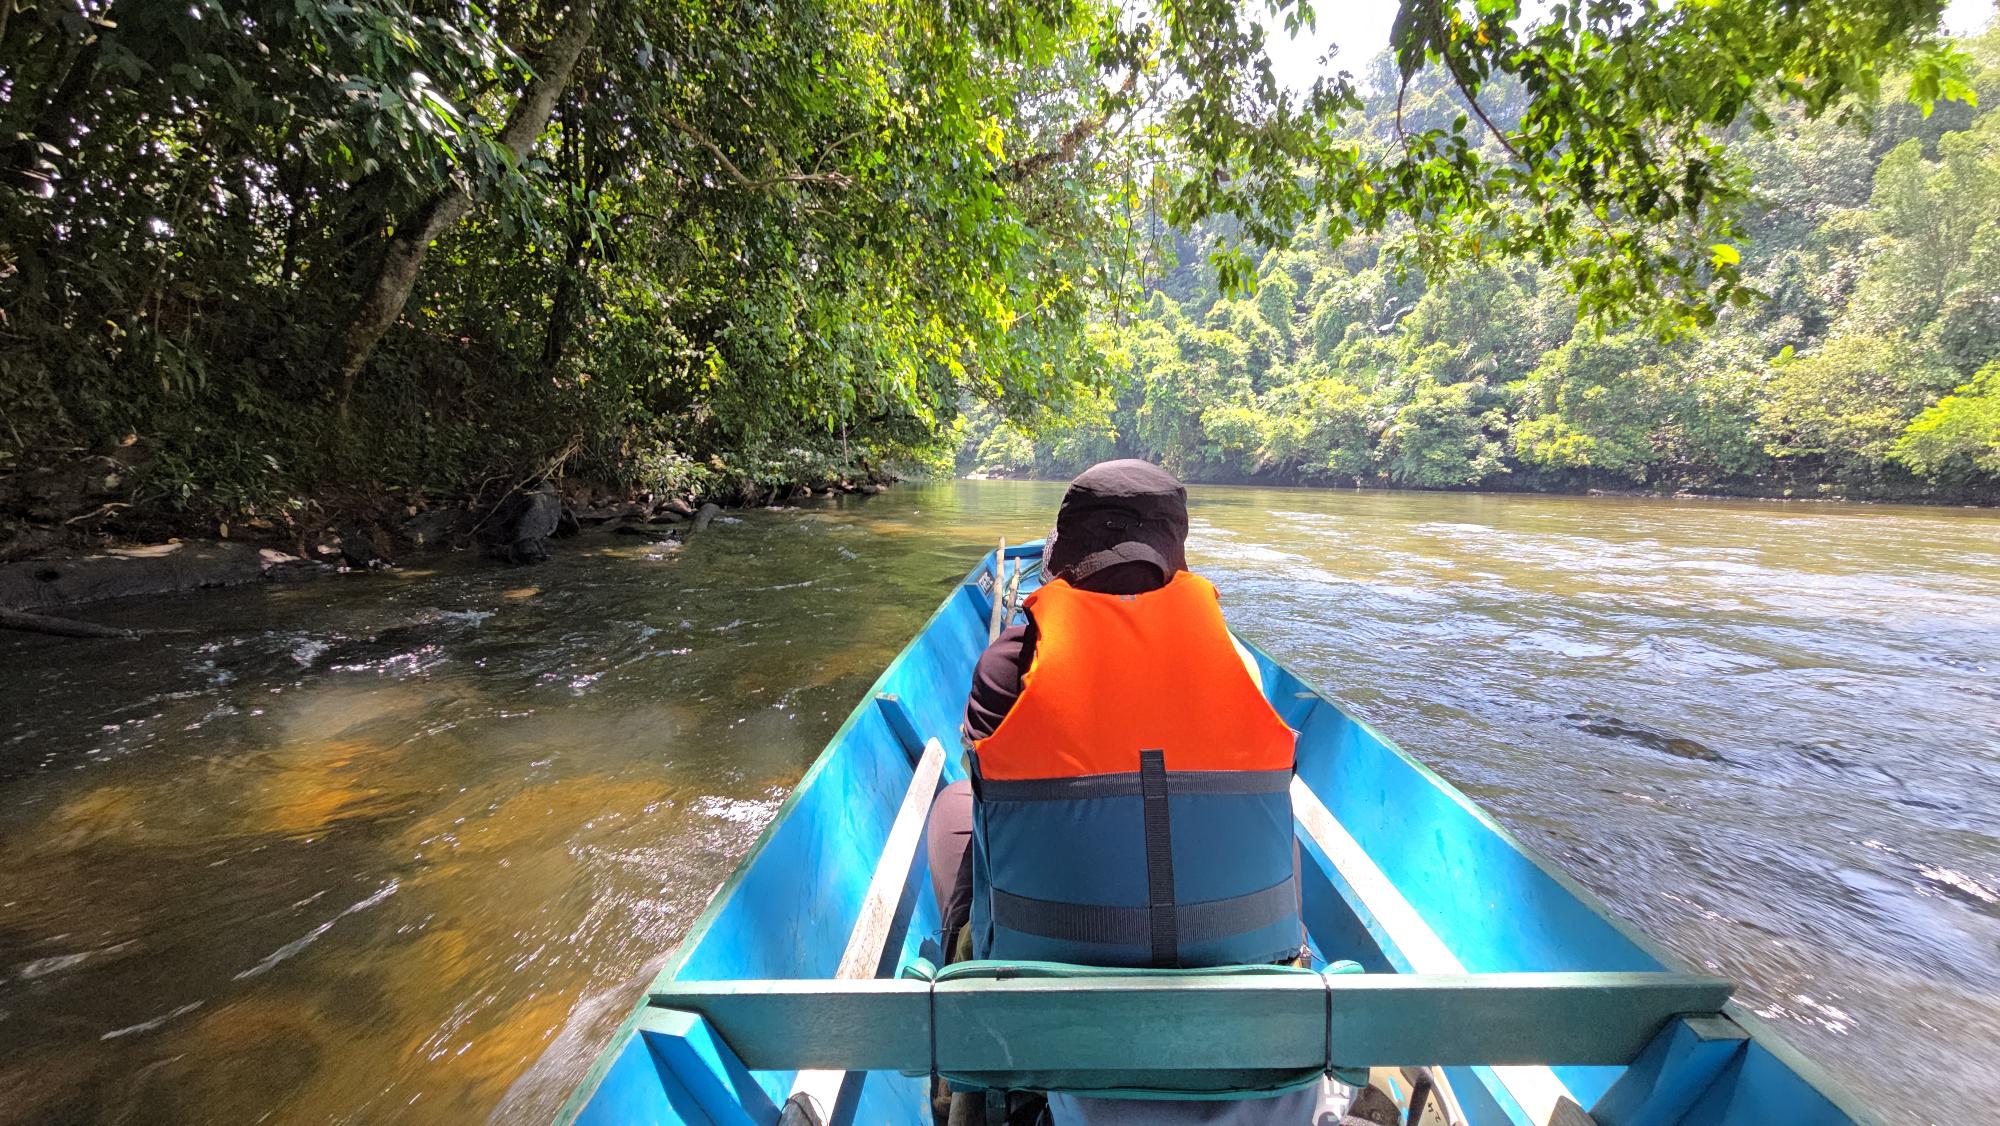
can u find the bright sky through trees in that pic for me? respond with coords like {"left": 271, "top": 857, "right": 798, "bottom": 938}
{"left": 1261, "top": 0, "right": 1998, "bottom": 92}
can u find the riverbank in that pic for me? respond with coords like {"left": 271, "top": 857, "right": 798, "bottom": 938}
{"left": 22, "top": 458, "right": 1981, "bottom": 619}
{"left": 0, "top": 465, "right": 895, "bottom": 614}
{"left": 2, "top": 421, "right": 907, "bottom": 552}
{"left": 965, "top": 466, "right": 2000, "bottom": 507}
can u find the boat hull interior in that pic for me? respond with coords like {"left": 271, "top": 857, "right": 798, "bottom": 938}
{"left": 559, "top": 543, "right": 1871, "bottom": 1126}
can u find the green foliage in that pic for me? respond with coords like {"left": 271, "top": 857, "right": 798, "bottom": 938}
{"left": 1, "top": 0, "right": 1990, "bottom": 527}
{"left": 0, "top": 0, "right": 1150, "bottom": 514}
{"left": 1254, "top": 271, "right": 1299, "bottom": 350}
{"left": 1379, "top": 380, "right": 1509, "bottom": 487}
{"left": 1255, "top": 376, "right": 1374, "bottom": 481}
{"left": 968, "top": 19, "right": 2000, "bottom": 502}
{"left": 955, "top": 385, "right": 1119, "bottom": 478}
{"left": 1512, "top": 335, "right": 1662, "bottom": 481}
{"left": 1757, "top": 334, "right": 1955, "bottom": 476}
{"left": 1168, "top": 0, "right": 1976, "bottom": 329}
{"left": 1893, "top": 362, "right": 2000, "bottom": 479}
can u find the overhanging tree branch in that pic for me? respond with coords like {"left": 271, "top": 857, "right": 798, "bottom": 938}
{"left": 330, "top": 0, "right": 602, "bottom": 415}
{"left": 1005, "top": 69, "right": 1139, "bottom": 181}
{"left": 664, "top": 114, "right": 856, "bottom": 189}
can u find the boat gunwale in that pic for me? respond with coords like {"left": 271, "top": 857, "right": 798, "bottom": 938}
{"left": 553, "top": 546, "right": 1011, "bottom": 1122}
{"left": 1240, "top": 634, "right": 1881, "bottom": 1125}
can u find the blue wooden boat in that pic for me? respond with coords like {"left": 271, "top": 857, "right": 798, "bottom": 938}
{"left": 557, "top": 541, "right": 1875, "bottom": 1126}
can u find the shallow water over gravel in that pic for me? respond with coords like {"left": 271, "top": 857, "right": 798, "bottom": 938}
{"left": 1, "top": 481, "right": 1995, "bottom": 1124}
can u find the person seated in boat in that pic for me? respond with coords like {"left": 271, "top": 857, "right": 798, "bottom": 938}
{"left": 925, "top": 459, "right": 1324, "bottom": 1125}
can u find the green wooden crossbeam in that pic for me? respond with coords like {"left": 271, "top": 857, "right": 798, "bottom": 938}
{"left": 648, "top": 971, "right": 1733, "bottom": 1076}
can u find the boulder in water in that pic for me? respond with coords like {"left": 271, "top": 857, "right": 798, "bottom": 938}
{"left": 1563, "top": 712, "right": 1724, "bottom": 762}
{"left": 333, "top": 524, "right": 392, "bottom": 569}
{"left": 483, "top": 482, "right": 574, "bottom": 564}
{"left": 510, "top": 487, "right": 561, "bottom": 563}
{"left": 0, "top": 542, "right": 326, "bottom": 610}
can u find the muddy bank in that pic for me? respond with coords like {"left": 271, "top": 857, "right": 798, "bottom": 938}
{"left": 0, "top": 479, "right": 896, "bottom": 615}
{"left": 0, "top": 447, "right": 897, "bottom": 614}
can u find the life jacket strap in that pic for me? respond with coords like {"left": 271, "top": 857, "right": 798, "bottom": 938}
{"left": 1139, "top": 749, "right": 1178, "bottom": 964}
{"left": 988, "top": 876, "right": 1299, "bottom": 951}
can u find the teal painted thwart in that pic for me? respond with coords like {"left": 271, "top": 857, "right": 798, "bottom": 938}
{"left": 646, "top": 969, "right": 1733, "bottom": 1071}
{"left": 558, "top": 542, "right": 1879, "bottom": 1126}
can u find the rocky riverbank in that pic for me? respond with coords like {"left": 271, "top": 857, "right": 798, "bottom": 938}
{"left": 0, "top": 457, "right": 895, "bottom": 616}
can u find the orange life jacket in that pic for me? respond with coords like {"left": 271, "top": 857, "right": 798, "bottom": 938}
{"left": 968, "top": 570, "right": 1301, "bottom": 967}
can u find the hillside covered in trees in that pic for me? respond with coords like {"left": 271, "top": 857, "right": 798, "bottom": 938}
{"left": 962, "top": 24, "right": 2000, "bottom": 502}
{"left": 0, "top": 0, "right": 1986, "bottom": 557}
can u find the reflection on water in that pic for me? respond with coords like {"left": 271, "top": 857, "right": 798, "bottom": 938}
{"left": 2, "top": 482, "right": 1996, "bottom": 1124}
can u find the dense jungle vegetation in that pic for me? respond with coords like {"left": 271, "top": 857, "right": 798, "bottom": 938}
{"left": 0, "top": 0, "right": 1985, "bottom": 552}
{"left": 961, "top": 21, "right": 2000, "bottom": 500}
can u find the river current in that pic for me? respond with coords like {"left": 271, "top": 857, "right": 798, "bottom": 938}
{"left": 1, "top": 481, "right": 1995, "bottom": 1124}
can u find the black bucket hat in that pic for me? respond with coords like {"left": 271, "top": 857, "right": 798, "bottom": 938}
{"left": 1043, "top": 459, "right": 1189, "bottom": 584}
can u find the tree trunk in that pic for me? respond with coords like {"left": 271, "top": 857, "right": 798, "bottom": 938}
{"left": 331, "top": 0, "right": 601, "bottom": 414}
{"left": 9, "top": 3, "right": 112, "bottom": 195}
{"left": 277, "top": 133, "right": 311, "bottom": 284}
{"left": 541, "top": 240, "right": 583, "bottom": 373}
{"left": 541, "top": 93, "right": 588, "bottom": 375}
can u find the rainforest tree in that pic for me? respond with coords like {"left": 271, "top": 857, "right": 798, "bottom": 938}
{"left": 963, "top": 21, "right": 2000, "bottom": 500}
{"left": 0, "top": 0, "right": 1978, "bottom": 531}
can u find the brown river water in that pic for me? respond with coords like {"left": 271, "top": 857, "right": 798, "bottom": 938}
{"left": 1, "top": 481, "right": 1995, "bottom": 1125}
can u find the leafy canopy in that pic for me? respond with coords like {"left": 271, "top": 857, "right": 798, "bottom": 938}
{"left": 1137, "top": 0, "right": 1974, "bottom": 327}
{"left": 963, "top": 20, "right": 2000, "bottom": 503}
{"left": 0, "top": 0, "right": 1981, "bottom": 518}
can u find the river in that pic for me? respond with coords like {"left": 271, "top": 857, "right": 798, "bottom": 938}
{"left": 1, "top": 481, "right": 1995, "bottom": 1125}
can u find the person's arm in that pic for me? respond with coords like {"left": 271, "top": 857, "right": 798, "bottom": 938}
{"left": 944, "top": 623, "right": 1034, "bottom": 947}
{"left": 962, "top": 622, "right": 1033, "bottom": 745}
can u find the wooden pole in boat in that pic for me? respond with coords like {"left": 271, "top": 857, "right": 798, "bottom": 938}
{"left": 781, "top": 736, "right": 948, "bottom": 1124}
{"left": 1001, "top": 550, "right": 1024, "bottom": 628}
{"left": 986, "top": 538, "right": 1008, "bottom": 642}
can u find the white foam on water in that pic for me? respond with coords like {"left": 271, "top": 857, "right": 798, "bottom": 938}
{"left": 234, "top": 879, "right": 401, "bottom": 980}
{"left": 101, "top": 1000, "right": 204, "bottom": 1040}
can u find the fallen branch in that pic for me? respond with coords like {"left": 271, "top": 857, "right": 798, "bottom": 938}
{"left": 0, "top": 606, "right": 138, "bottom": 639}
{"left": 64, "top": 501, "right": 130, "bottom": 525}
